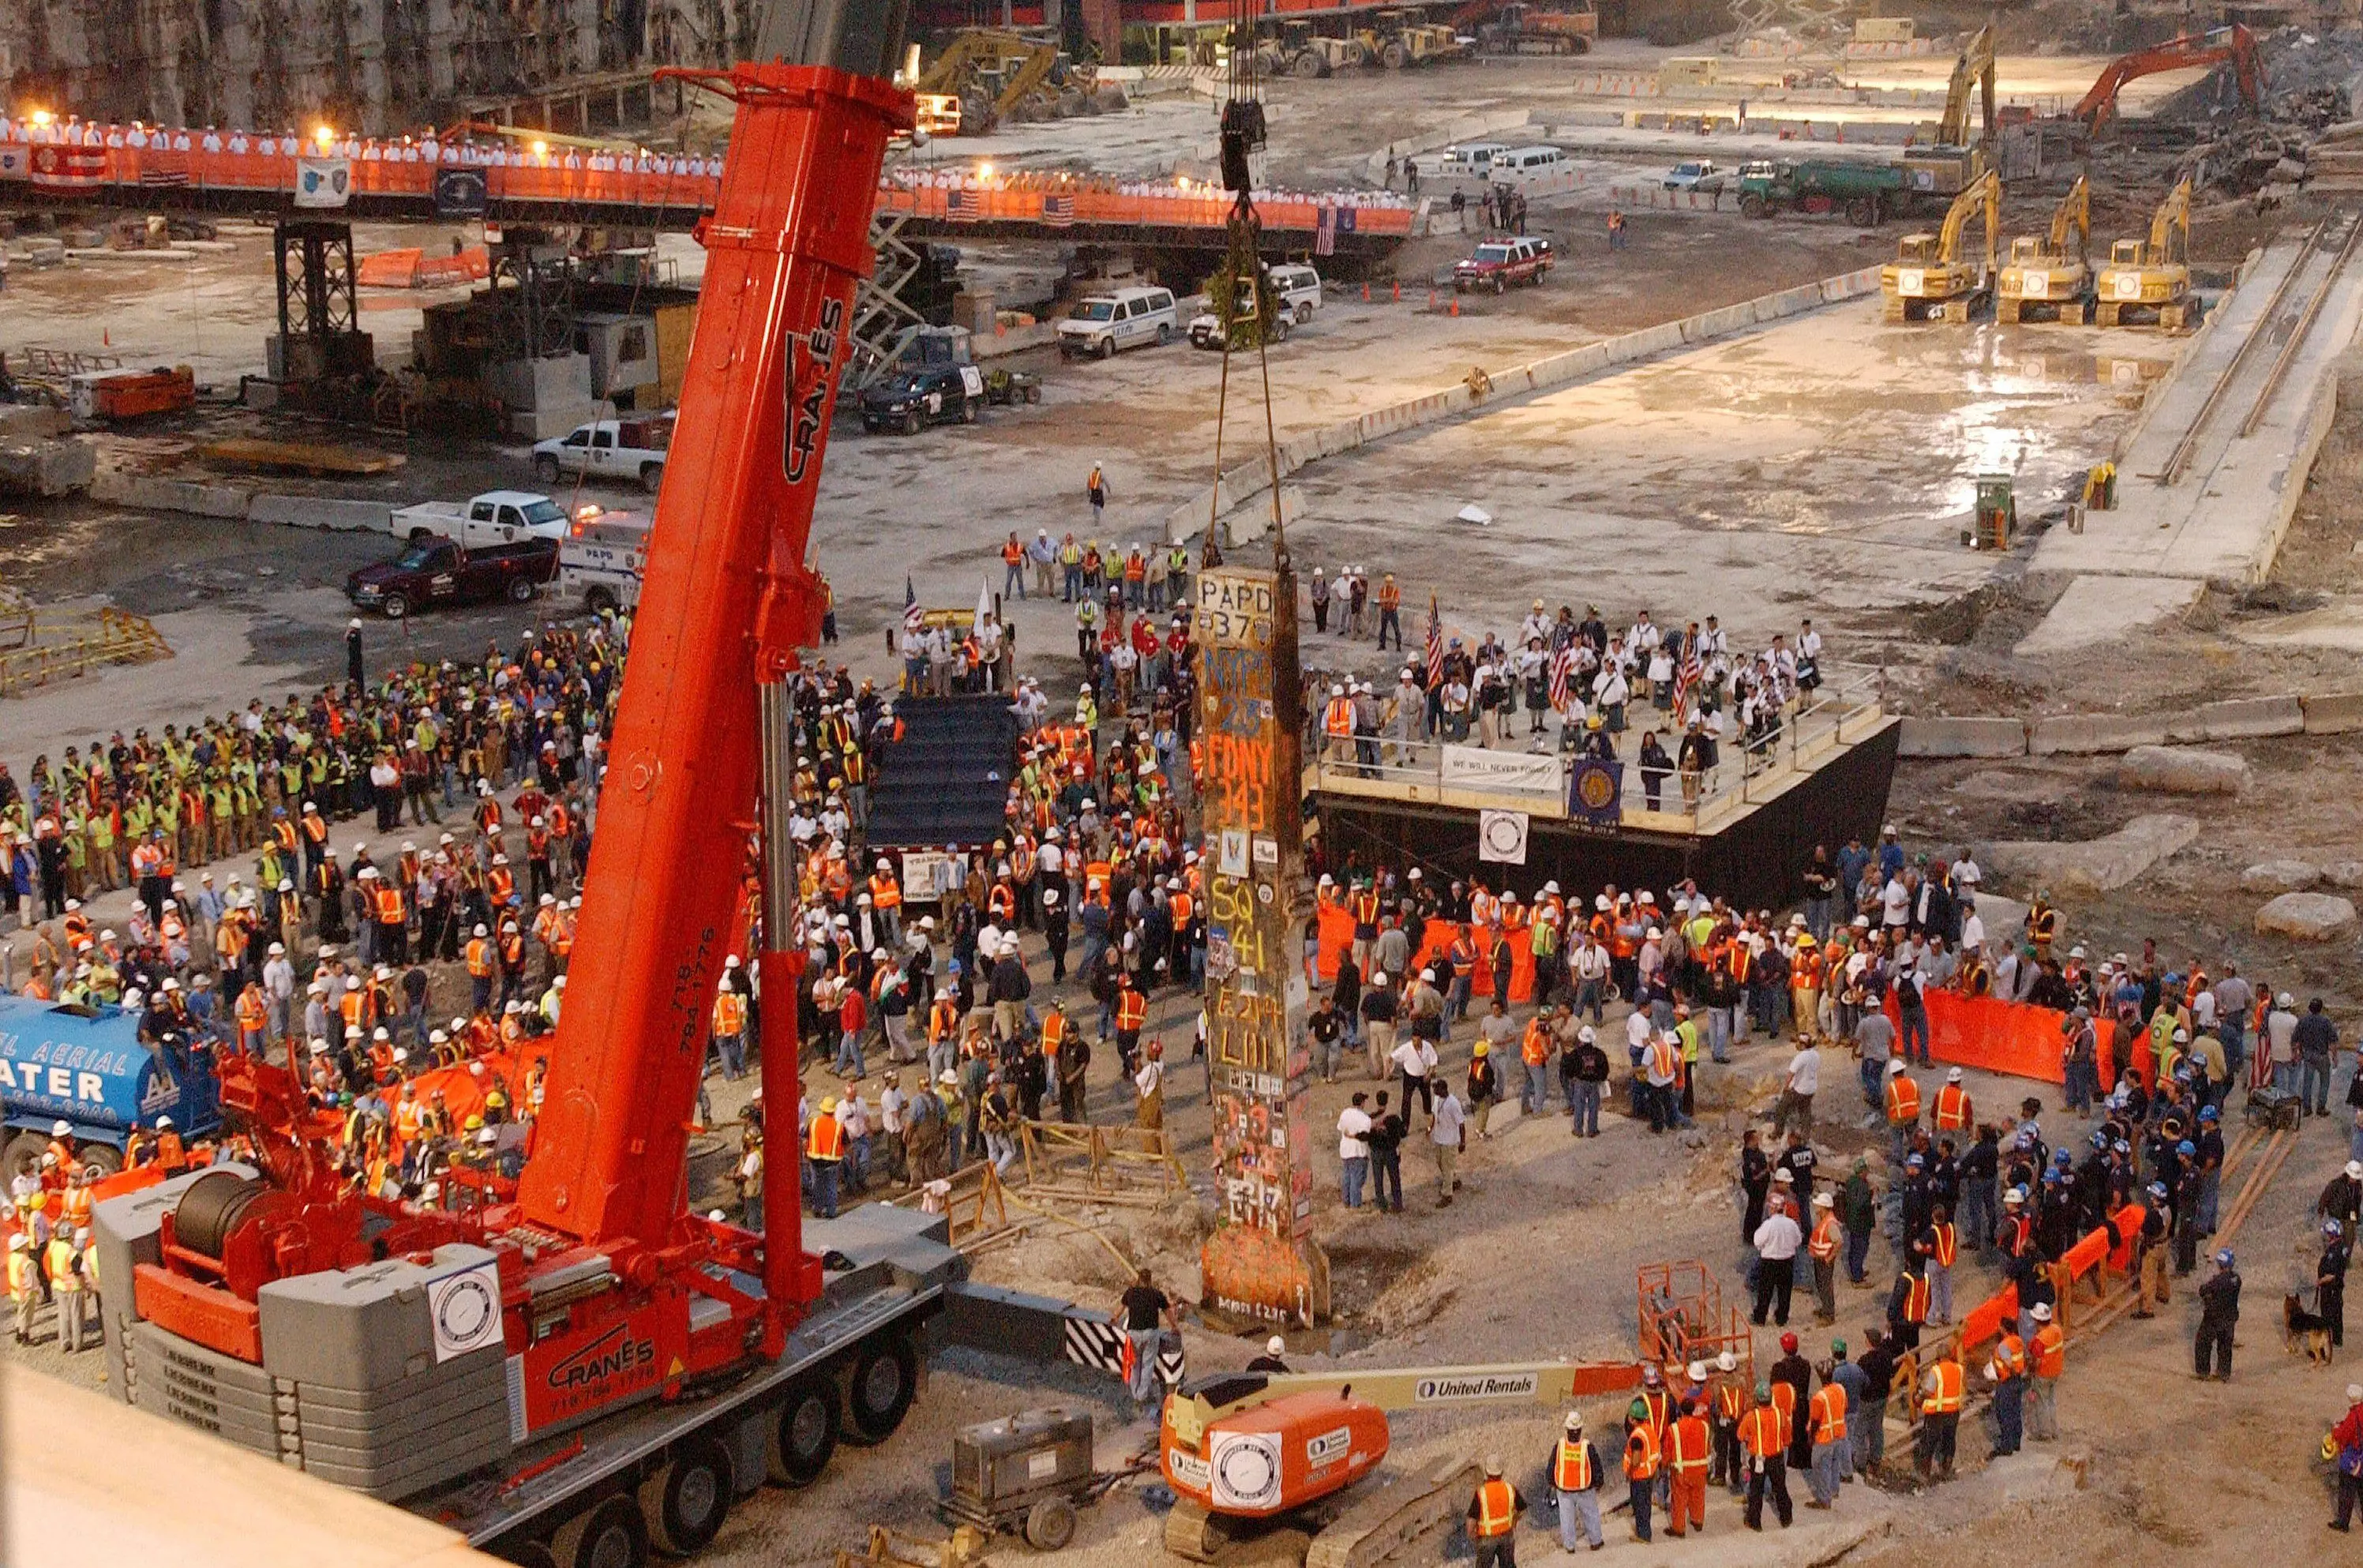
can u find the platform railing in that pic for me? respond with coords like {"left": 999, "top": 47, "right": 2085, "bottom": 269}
{"left": 1303, "top": 661, "right": 1885, "bottom": 830}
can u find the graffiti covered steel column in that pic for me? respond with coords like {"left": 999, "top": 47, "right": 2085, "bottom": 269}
{"left": 1194, "top": 561, "right": 1326, "bottom": 1326}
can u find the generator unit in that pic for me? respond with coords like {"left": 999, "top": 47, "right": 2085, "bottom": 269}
{"left": 948, "top": 1406, "right": 1096, "bottom": 1548}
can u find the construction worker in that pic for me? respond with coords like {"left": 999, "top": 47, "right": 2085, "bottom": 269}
{"left": 712, "top": 980, "right": 750, "bottom": 1082}
{"left": 1619, "top": 1401, "right": 1660, "bottom": 1544}
{"left": 1805, "top": 1360, "right": 1847, "bottom": 1506}
{"left": 1547, "top": 1409, "right": 1605, "bottom": 1551}
{"left": 1739, "top": 1382, "right": 1793, "bottom": 1531}
{"left": 805, "top": 1096, "right": 846, "bottom": 1221}
{"left": 1915, "top": 1344, "right": 1965, "bottom": 1480}
{"left": 1883, "top": 1058, "right": 1920, "bottom": 1168}
{"left": 1468, "top": 1456, "right": 1524, "bottom": 1568}
{"left": 46, "top": 1223, "right": 87, "bottom": 1352}
{"left": 7, "top": 1234, "right": 36, "bottom": 1345}
{"left": 1664, "top": 1396, "right": 1711, "bottom": 1538}
{"left": 1709, "top": 1349, "right": 1746, "bottom": 1493}
{"left": 2196, "top": 1247, "right": 2241, "bottom": 1380}
{"left": 1986, "top": 1323, "right": 2028, "bottom": 1458}
{"left": 1933, "top": 1065, "right": 1973, "bottom": 1133}
{"left": 2026, "top": 1300, "right": 2064, "bottom": 1440}
{"left": 1806, "top": 1189, "right": 1841, "bottom": 1323}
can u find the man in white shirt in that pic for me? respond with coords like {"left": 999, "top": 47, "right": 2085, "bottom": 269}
{"left": 1880, "top": 874, "right": 1911, "bottom": 929}
{"left": 1430, "top": 1084, "right": 1466, "bottom": 1206}
{"left": 1776, "top": 1041, "right": 1818, "bottom": 1138}
{"left": 1751, "top": 1206, "right": 1803, "bottom": 1326}
{"left": 1337, "top": 1093, "right": 1373, "bottom": 1209}
{"left": 878, "top": 1071, "right": 907, "bottom": 1184}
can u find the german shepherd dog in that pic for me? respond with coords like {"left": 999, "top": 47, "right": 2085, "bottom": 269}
{"left": 2286, "top": 1292, "right": 2335, "bottom": 1365}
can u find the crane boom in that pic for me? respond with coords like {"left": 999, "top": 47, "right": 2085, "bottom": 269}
{"left": 516, "top": 6, "right": 914, "bottom": 1247}
{"left": 1167, "top": 1360, "right": 1644, "bottom": 1448}
{"left": 1939, "top": 169, "right": 2001, "bottom": 273}
{"left": 1937, "top": 24, "right": 1997, "bottom": 150}
{"left": 2150, "top": 176, "right": 2192, "bottom": 264}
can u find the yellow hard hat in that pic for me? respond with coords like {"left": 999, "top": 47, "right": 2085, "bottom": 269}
{"left": 821, "top": 1097, "right": 839, "bottom": 1114}
{"left": 463, "top": 1114, "right": 484, "bottom": 1131}
{"left": 1472, "top": 1041, "right": 1489, "bottom": 1056}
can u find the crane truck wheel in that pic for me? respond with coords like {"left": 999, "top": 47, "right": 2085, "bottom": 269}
{"left": 77, "top": 1142, "right": 122, "bottom": 1177}
{"left": 547, "top": 1495, "right": 649, "bottom": 1568}
{"left": 508, "top": 577, "right": 538, "bottom": 604}
{"left": 1740, "top": 194, "right": 1768, "bottom": 219}
{"left": 534, "top": 454, "right": 561, "bottom": 484}
{"left": 1292, "top": 51, "right": 1326, "bottom": 78}
{"left": 766, "top": 1374, "right": 840, "bottom": 1487}
{"left": 842, "top": 1336, "right": 919, "bottom": 1445}
{"left": 640, "top": 1436, "right": 734, "bottom": 1556}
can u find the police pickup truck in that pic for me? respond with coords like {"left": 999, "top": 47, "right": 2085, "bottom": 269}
{"left": 347, "top": 535, "right": 558, "bottom": 618}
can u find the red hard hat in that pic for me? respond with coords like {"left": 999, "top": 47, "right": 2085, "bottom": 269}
{"left": 1780, "top": 1332, "right": 1799, "bottom": 1353}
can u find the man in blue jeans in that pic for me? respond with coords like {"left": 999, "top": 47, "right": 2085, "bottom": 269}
{"left": 1895, "top": 963, "right": 1932, "bottom": 1067}
{"left": 1337, "top": 1093, "right": 1372, "bottom": 1209}
{"left": 2297, "top": 997, "right": 2342, "bottom": 1117}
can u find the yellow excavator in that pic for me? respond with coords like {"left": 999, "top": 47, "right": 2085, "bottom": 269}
{"left": 912, "top": 30, "right": 1074, "bottom": 134}
{"left": 2095, "top": 178, "right": 2197, "bottom": 328}
{"left": 1899, "top": 24, "right": 1997, "bottom": 200}
{"left": 1882, "top": 169, "right": 2001, "bottom": 324}
{"left": 1997, "top": 174, "right": 2093, "bottom": 324}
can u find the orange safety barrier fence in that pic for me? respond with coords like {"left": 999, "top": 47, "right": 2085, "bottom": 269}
{"left": 1951, "top": 1201, "right": 2146, "bottom": 1362}
{"left": 1881, "top": 988, "right": 2118, "bottom": 1088}
{"left": 1311, "top": 902, "right": 1535, "bottom": 1002}
{"left": 356, "top": 246, "right": 423, "bottom": 287}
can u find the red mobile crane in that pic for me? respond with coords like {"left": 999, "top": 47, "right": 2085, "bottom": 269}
{"left": 2074, "top": 24, "right": 2264, "bottom": 131}
{"left": 93, "top": 5, "right": 961, "bottom": 1566}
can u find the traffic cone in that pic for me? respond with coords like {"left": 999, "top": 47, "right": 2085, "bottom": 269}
{"left": 1393, "top": 279, "right": 1401, "bottom": 302}
{"left": 1362, "top": 280, "right": 1370, "bottom": 302}
{"left": 102, "top": 328, "right": 110, "bottom": 347}
{"left": 1450, "top": 296, "right": 1459, "bottom": 318}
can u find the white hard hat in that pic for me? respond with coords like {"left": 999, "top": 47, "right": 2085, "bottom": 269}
{"left": 51, "top": 1120, "right": 71, "bottom": 1138}
{"left": 1266, "top": 1335, "right": 1285, "bottom": 1356}
{"left": 2031, "top": 1303, "right": 2052, "bottom": 1322}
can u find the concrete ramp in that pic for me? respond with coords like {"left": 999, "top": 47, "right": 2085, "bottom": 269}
{"left": 2022, "top": 219, "right": 2363, "bottom": 652}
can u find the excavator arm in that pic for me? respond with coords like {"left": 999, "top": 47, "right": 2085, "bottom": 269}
{"left": 2050, "top": 174, "right": 2091, "bottom": 264}
{"left": 2150, "top": 176, "right": 2192, "bottom": 265}
{"left": 1939, "top": 169, "right": 2001, "bottom": 275}
{"left": 1937, "top": 25, "right": 1997, "bottom": 149}
{"left": 2075, "top": 24, "right": 2262, "bottom": 129}
{"left": 516, "top": 0, "right": 913, "bottom": 1251}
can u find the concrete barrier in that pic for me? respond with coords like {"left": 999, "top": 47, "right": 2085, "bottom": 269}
{"left": 2027, "top": 713, "right": 2170, "bottom": 756}
{"left": 1897, "top": 717, "right": 2029, "bottom": 758}
{"left": 246, "top": 493, "right": 392, "bottom": 532}
{"left": 2191, "top": 695, "right": 2305, "bottom": 741}
{"left": 2302, "top": 692, "right": 2363, "bottom": 734}
{"left": 92, "top": 473, "right": 257, "bottom": 518}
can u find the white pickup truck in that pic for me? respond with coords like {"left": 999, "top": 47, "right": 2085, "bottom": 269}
{"left": 531, "top": 417, "right": 673, "bottom": 493}
{"left": 388, "top": 490, "right": 571, "bottom": 549}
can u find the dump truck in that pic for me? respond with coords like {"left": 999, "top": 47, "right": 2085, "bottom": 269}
{"left": 1735, "top": 159, "right": 1916, "bottom": 227}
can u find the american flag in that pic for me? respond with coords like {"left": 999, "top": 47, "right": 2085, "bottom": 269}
{"left": 1548, "top": 646, "right": 1575, "bottom": 711}
{"left": 1423, "top": 595, "right": 1444, "bottom": 688}
{"left": 1315, "top": 204, "right": 1337, "bottom": 258}
{"left": 1672, "top": 647, "right": 1702, "bottom": 718}
{"left": 947, "top": 187, "right": 978, "bottom": 219}
{"left": 1043, "top": 193, "right": 1075, "bottom": 226}
{"left": 903, "top": 575, "right": 924, "bottom": 643}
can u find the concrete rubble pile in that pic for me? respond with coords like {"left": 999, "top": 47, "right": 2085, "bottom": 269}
{"left": 0, "top": 404, "right": 96, "bottom": 500}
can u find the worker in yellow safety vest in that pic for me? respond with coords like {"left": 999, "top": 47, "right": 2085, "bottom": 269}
{"left": 1547, "top": 1410, "right": 1605, "bottom": 1551}
{"left": 1915, "top": 1348, "right": 1965, "bottom": 1480}
{"left": 806, "top": 1097, "right": 846, "bottom": 1221}
{"left": 1466, "top": 1455, "right": 1524, "bottom": 1568}
{"left": 45, "top": 1226, "right": 89, "bottom": 1353}
{"left": 1621, "top": 1400, "right": 1662, "bottom": 1544}
{"left": 7, "top": 1235, "right": 37, "bottom": 1345}
{"left": 1805, "top": 1366, "right": 1847, "bottom": 1506}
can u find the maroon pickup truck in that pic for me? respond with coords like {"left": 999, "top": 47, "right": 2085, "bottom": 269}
{"left": 1453, "top": 234, "right": 1554, "bottom": 293}
{"left": 346, "top": 535, "right": 557, "bottom": 618}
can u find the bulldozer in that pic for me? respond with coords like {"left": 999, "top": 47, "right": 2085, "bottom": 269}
{"left": 1898, "top": 24, "right": 1996, "bottom": 201}
{"left": 1257, "top": 19, "right": 1367, "bottom": 78}
{"left": 2095, "top": 178, "right": 2197, "bottom": 329}
{"left": 913, "top": 29, "right": 1080, "bottom": 133}
{"left": 1356, "top": 10, "right": 1467, "bottom": 70}
{"left": 1997, "top": 174, "right": 2093, "bottom": 324}
{"left": 1881, "top": 169, "right": 2001, "bottom": 324}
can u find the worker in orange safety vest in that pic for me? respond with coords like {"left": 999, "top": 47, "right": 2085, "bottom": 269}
{"left": 1739, "top": 1381, "right": 1793, "bottom": 1531}
{"left": 1805, "top": 1364, "right": 1848, "bottom": 1506}
{"left": 805, "top": 1096, "right": 846, "bottom": 1220}
{"left": 1664, "top": 1397, "right": 1712, "bottom": 1537}
{"left": 1466, "top": 1456, "right": 1523, "bottom": 1568}
{"left": 1621, "top": 1400, "right": 1661, "bottom": 1544}
{"left": 1545, "top": 1410, "right": 1605, "bottom": 1551}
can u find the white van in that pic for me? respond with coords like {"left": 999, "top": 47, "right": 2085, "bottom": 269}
{"left": 559, "top": 508, "right": 653, "bottom": 613}
{"left": 1414, "top": 141, "right": 1510, "bottom": 181}
{"left": 1487, "top": 144, "right": 1566, "bottom": 182}
{"left": 1267, "top": 264, "right": 1323, "bottom": 323}
{"left": 1057, "top": 286, "right": 1180, "bottom": 359}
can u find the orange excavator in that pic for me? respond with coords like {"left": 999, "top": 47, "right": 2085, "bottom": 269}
{"left": 2075, "top": 24, "right": 2264, "bottom": 131}
{"left": 93, "top": 4, "right": 955, "bottom": 1566}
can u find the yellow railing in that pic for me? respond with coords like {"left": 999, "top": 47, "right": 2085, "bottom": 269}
{"left": 0, "top": 605, "right": 172, "bottom": 697}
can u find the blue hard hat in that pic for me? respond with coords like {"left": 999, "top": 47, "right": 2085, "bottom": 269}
{"left": 2090, "top": 1131, "right": 2108, "bottom": 1149}
{"left": 2147, "top": 1181, "right": 2168, "bottom": 1198}
{"left": 2052, "top": 1150, "right": 2072, "bottom": 1168}
{"left": 2199, "top": 1105, "right": 2219, "bottom": 1122}
{"left": 2177, "top": 1140, "right": 2195, "bottom": 1157}
{"left": 2113, "top": 1139, "right": 2131, "bottom": 1153}
{"left": 1906, "top": 1153, "right": 1923, "bottom": 1168}
{"left": 2215, "top": 1249, "right": 2234, "bottom": 1267}
{"left": 947, "top": 959, "right": 962, "bottom": 972}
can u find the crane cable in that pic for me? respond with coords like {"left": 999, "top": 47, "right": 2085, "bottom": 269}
{"left": 1202, "top": 6, "right": 1288, "bottom": 576}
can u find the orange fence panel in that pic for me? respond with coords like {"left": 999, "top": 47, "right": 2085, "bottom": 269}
{"left": 1312, "top": 904, "right": 1535, "bottom": 1001}
{"left": 1881, "top": 989, "right": 2116, "bottom": 1087}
